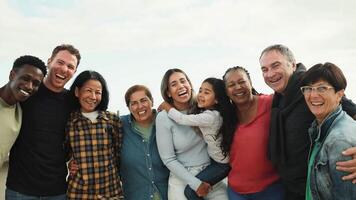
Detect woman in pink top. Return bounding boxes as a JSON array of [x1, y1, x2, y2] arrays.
[[222, 66, 284, 200]]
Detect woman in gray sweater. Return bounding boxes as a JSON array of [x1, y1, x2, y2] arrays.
[[156, 68, 227, 200]]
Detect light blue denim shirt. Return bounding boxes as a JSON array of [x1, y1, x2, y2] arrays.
[[120, 112, 169, 200], [308, 106, 356, 200]]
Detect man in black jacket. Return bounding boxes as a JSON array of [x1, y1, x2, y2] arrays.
[[259, 44, 356, 200]]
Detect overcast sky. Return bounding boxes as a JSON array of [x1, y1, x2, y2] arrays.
[[1, 0, 355, 115]]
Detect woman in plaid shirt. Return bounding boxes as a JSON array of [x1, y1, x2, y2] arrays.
[[65, 70, 122, 199]]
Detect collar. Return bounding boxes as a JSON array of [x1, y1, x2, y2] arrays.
[[71, 109, 109, 123], [282, 63, 306, 97], [0, 96, 15, 108], [272, 63, 306, 108], [309, 105, 342, 142]]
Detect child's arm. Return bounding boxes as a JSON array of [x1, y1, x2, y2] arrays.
[[168, 108, 218, 127], [158, 102, 173, 112], [156, 111, 203, 191]]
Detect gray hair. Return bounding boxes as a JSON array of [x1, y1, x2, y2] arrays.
[[260, 44, 296, 64]]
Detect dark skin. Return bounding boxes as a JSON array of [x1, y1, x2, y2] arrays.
[[0, 65, 44, 105]]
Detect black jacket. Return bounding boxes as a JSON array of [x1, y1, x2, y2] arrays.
[[268, 63, 356, 199]]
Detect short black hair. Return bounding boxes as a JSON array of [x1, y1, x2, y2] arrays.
[[13, 55, 47, 76], [69, 70, 109, 111], [259, 44, 296, 64], [302, 62, 347, 92]]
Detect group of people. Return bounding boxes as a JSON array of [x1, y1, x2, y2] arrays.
[[0, 43, 356, 200]]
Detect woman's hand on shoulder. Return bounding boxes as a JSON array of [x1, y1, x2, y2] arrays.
[[336, 147, 356, 183]]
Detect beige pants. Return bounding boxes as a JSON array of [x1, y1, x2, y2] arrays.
[[168, 165, 228, 200]]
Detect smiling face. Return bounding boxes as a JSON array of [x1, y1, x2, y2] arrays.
[[260, 50, 296, 94], [167, 72, 192, 110], [45, 50, 78, 92], [303, 80, 344, 124], [128, 90, 154, 125], [225, 69, 253, 106], [197, 82, 216, 109], [75, 79, 102, 113], [8, 64, 44, 103]]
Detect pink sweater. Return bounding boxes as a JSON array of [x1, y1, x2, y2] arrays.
[[228, 94, 280, 193]]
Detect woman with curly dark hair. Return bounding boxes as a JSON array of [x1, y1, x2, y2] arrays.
[[223, 66, 284, 200]]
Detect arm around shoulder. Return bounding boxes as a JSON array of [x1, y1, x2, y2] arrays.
[[328, 140, 356, 199], [155, 111, 203, 190], [168, 109, 218, 127]]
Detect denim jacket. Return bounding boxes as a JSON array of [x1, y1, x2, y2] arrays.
[[308, 106, 356, 200], [120, 112, 169, 200]]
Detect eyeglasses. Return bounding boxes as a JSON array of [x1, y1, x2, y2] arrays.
[[300, 85, 334, 95]]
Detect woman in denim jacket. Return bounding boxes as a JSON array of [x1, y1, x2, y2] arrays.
[[301, 62, 356, 200], [120, 85, 169, 200]]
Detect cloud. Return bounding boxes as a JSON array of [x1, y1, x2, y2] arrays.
[[1, 0, 355, 113]]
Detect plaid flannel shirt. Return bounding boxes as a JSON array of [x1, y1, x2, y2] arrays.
[[66, 110, 123, 199]]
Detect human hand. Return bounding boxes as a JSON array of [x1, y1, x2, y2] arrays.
[[196, 182, 211, 197], [157, 102, 173, 112], [336, 147, 356, 183], [68, 159, 79, 177]]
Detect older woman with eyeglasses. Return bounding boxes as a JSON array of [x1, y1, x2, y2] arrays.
[[301, 62, 356, 200]]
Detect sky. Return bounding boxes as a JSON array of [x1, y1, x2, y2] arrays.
[[1, 0, 355, 115]]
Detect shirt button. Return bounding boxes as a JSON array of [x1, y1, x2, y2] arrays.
[[149, 167, 152, 170], [147, 154, 150, 156], [142, 140, 145, 142], [152, 181, 154, 184], [150, 195, 153, 198]]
